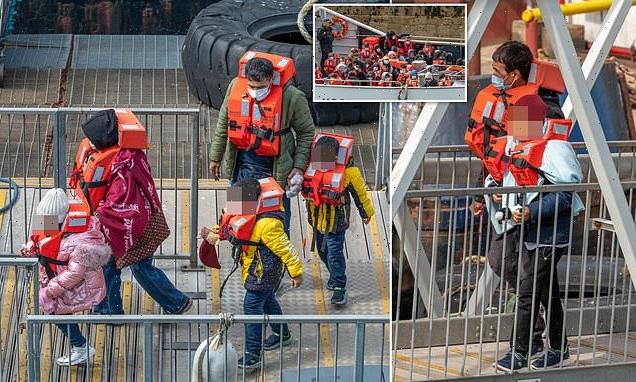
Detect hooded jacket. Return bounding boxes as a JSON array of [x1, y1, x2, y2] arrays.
[[39, 218, 112, 315]]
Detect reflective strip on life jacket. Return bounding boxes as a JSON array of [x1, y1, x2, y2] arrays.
[[301, 133, 353, 206], [227, 52, 296, 157]]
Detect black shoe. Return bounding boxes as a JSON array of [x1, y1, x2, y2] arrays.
[[263, 332, 292, 351], [531, 346, 570, 369], [238, 352, 261, 369], [331, 288, 347, 305], [494, 351, 528, 372]]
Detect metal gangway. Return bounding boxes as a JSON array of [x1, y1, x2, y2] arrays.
[[0, 103, 390, 381]]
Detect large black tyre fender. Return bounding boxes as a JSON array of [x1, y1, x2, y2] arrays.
[[181, 0, 386, 126]]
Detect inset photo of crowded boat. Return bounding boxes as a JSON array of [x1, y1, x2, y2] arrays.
[[313, 4, 466, 102]]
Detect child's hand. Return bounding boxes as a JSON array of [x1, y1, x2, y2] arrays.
[[200, 227, 220, 245], [362, 217, 371, 224], [291, 275, 303, 288], [20, 246, 30, 257]]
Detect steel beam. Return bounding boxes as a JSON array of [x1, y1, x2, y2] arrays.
[[538, 0, 636, 292], [561, 0, 633, 123], [393, 203, 444, 318], [390, 0, 498, 217]]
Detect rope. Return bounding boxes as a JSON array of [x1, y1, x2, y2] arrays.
[[0, 178, 19, 213], [217, 312, 234, 335], [298, 0, 320, 44]]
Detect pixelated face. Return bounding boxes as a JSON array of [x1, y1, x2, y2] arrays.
[[32, 214, 61, 232], [312, 145, 337, 171], [226, 186, 258, 214], [507, 105, 544, 140]]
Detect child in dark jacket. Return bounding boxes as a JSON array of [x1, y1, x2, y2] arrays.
[[303, 135, 375, 305]]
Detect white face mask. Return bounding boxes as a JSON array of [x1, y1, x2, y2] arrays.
[[248, 85, 271, 101]]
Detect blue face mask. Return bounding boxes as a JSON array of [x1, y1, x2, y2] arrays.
[[492, 72, 514, 90]]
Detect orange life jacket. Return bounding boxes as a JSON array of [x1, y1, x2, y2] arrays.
[[433, 58, 446, 65], [324, 58, 337, 73], [219, 177, 284, 253], [31, 199, 91, 279], [363, 36, 380, 50], [301, 133, 354, 206], [507, 119, 572, 186], [69, 109, 148, 213], [465, 60, 565, 182], [406, 78, 419, 87], [227, 51, 296, 157], [216, 177, 285, 297], [389, 59, 407, 69]]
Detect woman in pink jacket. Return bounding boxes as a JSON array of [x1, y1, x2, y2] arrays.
[[25, 189, 112, 366]]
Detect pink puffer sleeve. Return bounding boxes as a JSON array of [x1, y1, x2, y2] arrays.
[[45, 261, 87, 299]]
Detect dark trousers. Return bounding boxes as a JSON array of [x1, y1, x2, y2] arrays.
[[511, 245, 567, 354], [315, 230, 347, 289], [55, 321, 86, 347], [487, 228, 545, 346], [94, 256, 189, 314], [244, 289, 289, 354]]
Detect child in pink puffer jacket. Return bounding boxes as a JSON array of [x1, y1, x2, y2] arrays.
[[24, 188, 112, 367], [38, 218, 112, 315]]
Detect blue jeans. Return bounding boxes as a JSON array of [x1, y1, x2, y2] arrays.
[[244, 289, 289, 354], [55, 322, 86, 347], [94, 256, 189, 314], [315, 230, 347, 289], [231, 157, 291, 236]]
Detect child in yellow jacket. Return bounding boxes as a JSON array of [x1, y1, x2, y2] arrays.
[[201, 177, 303, 370], [304, 135, 374, 305]]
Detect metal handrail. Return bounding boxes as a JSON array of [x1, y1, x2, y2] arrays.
[[405, 180, 636, 198], [26, 314, 389, 324], [392, 141, 636, 154]]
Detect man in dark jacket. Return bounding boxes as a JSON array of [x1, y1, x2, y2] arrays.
[[317, 20, 334, 71], [208, 57, 315, 236]]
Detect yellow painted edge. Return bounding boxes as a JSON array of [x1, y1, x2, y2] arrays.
[[19, 276, 34, 382], [369, 211, 390, 315], [308, 224, 334, 367], [0, 189, 7, 228], [448, 347, 495, 363], [91, 324, 106, 382], [0, 267, 16, 355], [116, 280, 133, 382], [181, 190, 191, 254], [39, 323, 52, 381], [394, 352, 462, 377]]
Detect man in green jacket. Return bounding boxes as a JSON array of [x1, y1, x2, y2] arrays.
[[208, 57, 315, 235]]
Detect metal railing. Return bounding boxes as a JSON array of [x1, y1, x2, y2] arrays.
[[0, 107, 204, 268], [26, 314, 389, 382], [0, 255, 39, 382], [392, 142, 636, 380]]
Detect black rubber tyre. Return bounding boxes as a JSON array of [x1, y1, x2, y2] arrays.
[[181, 0, 385, 126]]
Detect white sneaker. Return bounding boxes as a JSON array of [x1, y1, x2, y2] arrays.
[[56, 346, 95, 366]]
